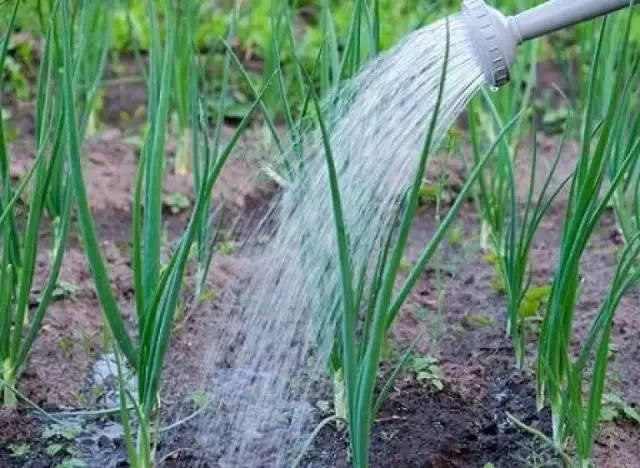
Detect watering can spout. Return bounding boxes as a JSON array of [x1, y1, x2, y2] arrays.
[[461, 0, 637, 88]]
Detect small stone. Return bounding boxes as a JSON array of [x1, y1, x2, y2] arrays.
[[101, 129, 122, 141], [97, 434, 115, 449]]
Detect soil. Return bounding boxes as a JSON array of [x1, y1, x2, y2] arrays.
[[1, 63, 639, 468]]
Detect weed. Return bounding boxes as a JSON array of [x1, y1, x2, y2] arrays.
[[56, 337, 73, 358], [72, 329, 94, 358], [516, 285, 552, 334], [46, 443, 64, 456], [50, 282, 80, 301], [408, 354, 444, 391], [447, 224, 464, 247], [4, 55, 29, 101], [599, 393, 640, 425], [163, 192, 191, 214], [398, 258, 412, 273], [42, 423, 82, 441], [461, 314, 494, 330], [56, 458, 88, 468], [8, 442, 30, 457], [189, 389, 212, 409], [197, 288, 216, 304], [217, 240, 236, 256]]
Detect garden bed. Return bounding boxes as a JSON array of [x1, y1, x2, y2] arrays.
[[1, 75, 639, 468]]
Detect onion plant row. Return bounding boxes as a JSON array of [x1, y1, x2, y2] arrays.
[[1, 0, 85, 407], [536, 13, 640, 460], [57, 0, 268, 464], [303, 20, 521, 466], [462, 6, 640, 466]]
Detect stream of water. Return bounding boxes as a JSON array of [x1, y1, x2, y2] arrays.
[[198, 14, 486, 467]]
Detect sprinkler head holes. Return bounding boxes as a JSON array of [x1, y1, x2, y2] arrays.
[[461, 0, 520, 88]]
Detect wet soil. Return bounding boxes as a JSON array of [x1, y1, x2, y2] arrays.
[[304, 351, 557, 468], [1, 71, 640, 468]]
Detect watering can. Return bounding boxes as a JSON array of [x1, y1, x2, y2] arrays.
[[462, 0, 638, 87]]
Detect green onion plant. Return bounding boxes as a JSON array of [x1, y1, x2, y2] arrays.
[[501, 121, 571, 368], [173, 0, 199, 176], [191, 2, 259, 297], [549, 3, 640, 246], [561, 233, 640, 467], [75, 0, 112, 137], [605, 56, 640, 246], [306, 21, 521, 466], [0, 0, 74, 407], [262, 0, 386, 425], [468, 16, 539, 255], [536, 11, 640, 446], [58, 0, 270, 463], [44, 0, 112, 221]]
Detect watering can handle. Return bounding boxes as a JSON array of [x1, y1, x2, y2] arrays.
[[510, 0, 637, 43]]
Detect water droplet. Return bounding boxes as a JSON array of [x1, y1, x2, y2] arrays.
[[489, 85, 499, 93]]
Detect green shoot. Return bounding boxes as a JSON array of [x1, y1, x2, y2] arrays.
[[46, 0, 112, 221], [606, 57, 640, 245], [468, 20, 539, 256], [502, 121, 572, 368], [173, 0, 199, 176]]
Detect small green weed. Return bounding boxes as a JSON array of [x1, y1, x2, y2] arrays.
[[447, 225, 464, 247], [600, 393, 640, 425], [418, 182, 442, 203], [51, 282, 80, 300], [398, 258, 412, 273], [461, 314, 494, 330], [174, 301, 185, 323], [380, 429, 398, 441], [56, 458, 88, 468], [190, 389, 212, 409], [197, 288, 216, 304], [484, 251, 506, 293], [8, 442, 30, 457], [42, 423, 82, 441], [541, 107, 569, 135], [315, 399, 332, 415], [4, 55, 30, 100], [217, 240, 236, 256], [57, 337, 73, 358], [517, 285, 552, 327], [163, 192, 191, 214], [72, 329, 94, 358], [46, 443, 65, 456], [408, 355, 444, 392]]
